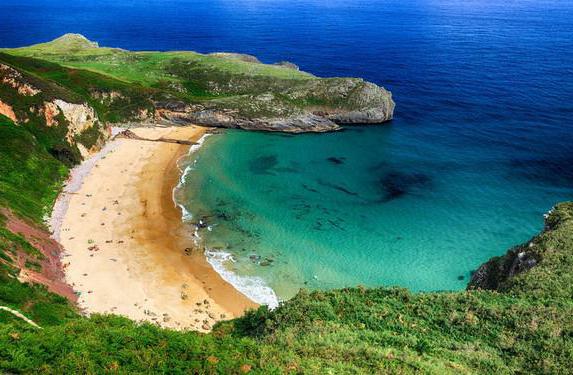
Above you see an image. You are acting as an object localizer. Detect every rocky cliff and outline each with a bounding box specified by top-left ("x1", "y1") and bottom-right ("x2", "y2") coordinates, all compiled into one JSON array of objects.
[
  {"x1": 3, "y1": 34, "x2": 395, "y2": 133},
  {"x1": 0, "y1": 57, "x2": 109, "y2": 164},
  {"x1": 468, "y1": 202, "x2": 573, "y2": 298}
]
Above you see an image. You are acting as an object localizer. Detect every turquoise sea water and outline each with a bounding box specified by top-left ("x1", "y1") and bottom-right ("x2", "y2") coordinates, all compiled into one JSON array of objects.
[
  {"x1": 176, "y1": 122, "x2": 572, "y2": 305},
  {"x1": 3, "y1": 0, "x2": 572, "y2": 305}
]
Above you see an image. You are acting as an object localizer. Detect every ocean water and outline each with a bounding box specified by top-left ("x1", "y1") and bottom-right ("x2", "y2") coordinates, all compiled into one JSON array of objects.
[{"x1": 3, "y1": 0, "x2": 573, "y2": 304}]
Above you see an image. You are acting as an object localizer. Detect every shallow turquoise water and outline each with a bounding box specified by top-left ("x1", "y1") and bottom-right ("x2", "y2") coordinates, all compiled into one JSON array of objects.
[{"x1": 176, "y1": 123, "x2": 572, "y2": 305}]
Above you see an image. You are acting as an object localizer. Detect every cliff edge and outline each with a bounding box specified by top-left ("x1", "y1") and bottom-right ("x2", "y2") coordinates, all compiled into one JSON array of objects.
[{"x1": 2, "y1": 34, "x2": 394, "y2": 133}]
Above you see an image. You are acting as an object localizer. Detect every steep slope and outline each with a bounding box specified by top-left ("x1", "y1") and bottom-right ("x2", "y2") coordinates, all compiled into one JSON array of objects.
[
  {"x1": 0, "y1": 116, "x2": 78, "y2": 327},
  {"x1": 0, "y1": 54, "x2": 110, "y2": 164},
  {"x1": 3, "y1": 34, "x2": 395, "y2": 133}
]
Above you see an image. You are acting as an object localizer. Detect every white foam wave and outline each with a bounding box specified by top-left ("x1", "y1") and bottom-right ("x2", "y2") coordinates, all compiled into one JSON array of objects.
[
  {"x1": 205, "y1": 249, "x2": 280, "y2": 309},
  {"x1": 172, "y1": 133, "x2": 211, "y2": 219},
  {"x1": 171, "y1": 132, "x2": 280, "y2": 309}
]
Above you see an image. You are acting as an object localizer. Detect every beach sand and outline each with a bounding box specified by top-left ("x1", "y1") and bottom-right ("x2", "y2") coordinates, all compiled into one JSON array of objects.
[{"x1": 55, "y1": 126, "x2": 257, "y2": 331}]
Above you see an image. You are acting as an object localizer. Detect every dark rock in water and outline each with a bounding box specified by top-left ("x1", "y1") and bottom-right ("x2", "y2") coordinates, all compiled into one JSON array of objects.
[
  {"x1": 457, "y1": 275, "x2": 465, "y2": 281},
  {"x1": 317, "y1": 179, "x2": 359, "y2": 197},
  {"x1": 215, "y1": 210, "x2": 233, "y2": 221},
  {"x1": 249, "y1": 155, "x2": 279, "y2": 175},
  {"x1": 377, "y1": 171, "x2": 432, "y2": 202},
  {"x1": 249, "y1": 255, "x2": 261, "y2": 262},
  {"x1": 327, "y1": 157, "x2": 346, "y2": 165},
  {"x1": 302, "y1": 184, "x2": 319, "y2": 193},
  {"x1": 260, "y1": 261, "x2": 271, "y2": 267}
]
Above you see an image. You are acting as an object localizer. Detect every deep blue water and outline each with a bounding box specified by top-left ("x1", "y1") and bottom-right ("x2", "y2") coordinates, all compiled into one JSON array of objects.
[{"x1": 3, "y1": 0, "x2": 573, "y2": 304}]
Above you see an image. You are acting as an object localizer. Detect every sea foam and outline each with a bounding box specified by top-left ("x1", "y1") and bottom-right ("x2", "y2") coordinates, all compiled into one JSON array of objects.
[
  {"x1": 172, "y1": 132, "x2": 280, "y2": 308},
  {"x1": 205, "y1": 249, "x2": 280, "y2": 309}
]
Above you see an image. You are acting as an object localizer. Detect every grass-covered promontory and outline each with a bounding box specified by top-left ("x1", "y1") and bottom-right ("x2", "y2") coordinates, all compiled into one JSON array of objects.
[
  {"x1": 2, "y1": 34, "x2": 394, "y2": 132},
  {"x1": 0, "y1": 35, "x2": 572, "y2": 373}
]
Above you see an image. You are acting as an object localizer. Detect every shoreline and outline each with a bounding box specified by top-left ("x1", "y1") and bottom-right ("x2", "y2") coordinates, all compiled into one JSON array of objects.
[
  {"x1": 172, "y1": 136, "x2": 281, "y2": 309},
  {"x1": 53, "y1": 126, "x2": 257, "y2": 331}
]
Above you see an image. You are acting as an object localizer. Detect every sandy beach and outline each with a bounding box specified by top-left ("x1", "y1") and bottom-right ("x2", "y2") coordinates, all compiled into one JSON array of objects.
[{"x1": 53, "y1": 126, "x2": 257, "y2": 331}]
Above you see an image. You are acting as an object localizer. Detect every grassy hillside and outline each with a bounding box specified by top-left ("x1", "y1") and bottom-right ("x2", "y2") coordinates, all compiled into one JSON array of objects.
[
  {"x1": 3, "y1": 34, "x2": 394, "y2": 124},
  {"x1": 0, "y1": 36, "x2": 571, "y2": 374},
  {"x1": 0, "y1": 115, "x2": 77, "y2": 328}
]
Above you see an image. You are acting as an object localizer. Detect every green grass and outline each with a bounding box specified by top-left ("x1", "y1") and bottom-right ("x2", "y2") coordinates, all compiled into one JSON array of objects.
[
  {"x1": 0, "y1": 53, "x2": 156, "y2": 124},
  {"x1": 0, "y1": 115, "x2": 78, "y2": 328},
  {"x1": 3, "y1": 34, "x2": 386, "y2": 119},
  {"x1": 0, "y1": 116, "x2": 68, "y2": 222}
]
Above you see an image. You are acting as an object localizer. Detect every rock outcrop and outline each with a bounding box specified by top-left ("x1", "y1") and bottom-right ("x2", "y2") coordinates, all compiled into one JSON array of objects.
[
  {"x1": 467, "y1": 205, "x2": 572, "y2": 292},
  {"x1": 468, "y1": 245, "x2": 539, "y2": 291},
  {"x1": 0, "y1": 99, "x2": 16, "y2": 122},
  {"x1": 0, "y1": 63, "x2": 40, "y2": 96},
  {"x1": 3, "y1": 34, "x2": 395, "y2": 133},
  {"x1": 53, "y1": 100, "x2": 97, "y2": 139},
  {"x1": 153, "y1": 78, "x2": 394, "y2": 133}
]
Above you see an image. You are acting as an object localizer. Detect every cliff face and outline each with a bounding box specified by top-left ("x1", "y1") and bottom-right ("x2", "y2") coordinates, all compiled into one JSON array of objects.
[
  {"x1": 468, "y1": 202, "x2": 573, "y2": 298},
  {"x1": 2, "y1": 34, "x2": 395, "y2": 133},
  {"x1": 0, "y1": 56, "x2": 109, "y2": 164}
]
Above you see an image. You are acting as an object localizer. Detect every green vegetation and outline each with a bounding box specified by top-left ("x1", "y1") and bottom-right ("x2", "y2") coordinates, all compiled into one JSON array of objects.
[
  {"x1": 3, "y1": 34, "x2": 390, "y2": 120},
  {"x1": 0, "y1": 35, "x2": 571, "y2": 373},
  {"x1": 0, "y1": 115, "x2": 77, "y2": 329},
  {"x1": 0, "y1": 115, "x2": 67, "y2": 222}
]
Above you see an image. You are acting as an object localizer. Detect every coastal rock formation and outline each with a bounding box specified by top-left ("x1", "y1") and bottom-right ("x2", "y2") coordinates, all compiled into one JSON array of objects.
[
  {"x1": 3, "y1": 34, "x2": 395, "y2": 133},
  {"x1": 0, "y1": 55, "x2": 109, "y2": 161},
  {"x1": 468, "y1": 244, "x2": 539, "y2": 291},
  {"x1": 468, "y1": 203, "x2": 573, "y2": 294},
  {"x1": 0, "y1": 63, "x2": 40, "y2": 96},
  {"x1": 152, "y1": 78, "x2": 394, "y2": 133},
  {"x1": 0, "y1": 99, "x2": 16, "y2": 122}
]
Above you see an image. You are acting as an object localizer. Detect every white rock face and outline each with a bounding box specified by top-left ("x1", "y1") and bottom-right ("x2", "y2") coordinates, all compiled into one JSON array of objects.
[
  {"x1": 53, "y1": 99, "x2": 98, "y2": 143},
  {"x1": 0, "y1": 99, "x2": 17, "y2": 122}
]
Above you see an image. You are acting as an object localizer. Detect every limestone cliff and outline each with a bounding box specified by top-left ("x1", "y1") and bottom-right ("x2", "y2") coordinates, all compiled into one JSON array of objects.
[
  {"x1": 468, "y1": 202, "x2": 573, "y2": 298},
  {"x1": 0, "y1": 56, "x2": 109, "y2": 163},
  {"x1": 3, "y1": 34, "x2": 395, "y2": 133}
]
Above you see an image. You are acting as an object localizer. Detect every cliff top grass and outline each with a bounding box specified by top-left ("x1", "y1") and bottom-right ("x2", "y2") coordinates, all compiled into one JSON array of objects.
[
  {"x1": 3, "y1": 35, "x2": 384, "y2": 120},
  {"x1": 4, "y1": 34, "x2": 314, "y2": 87}
]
